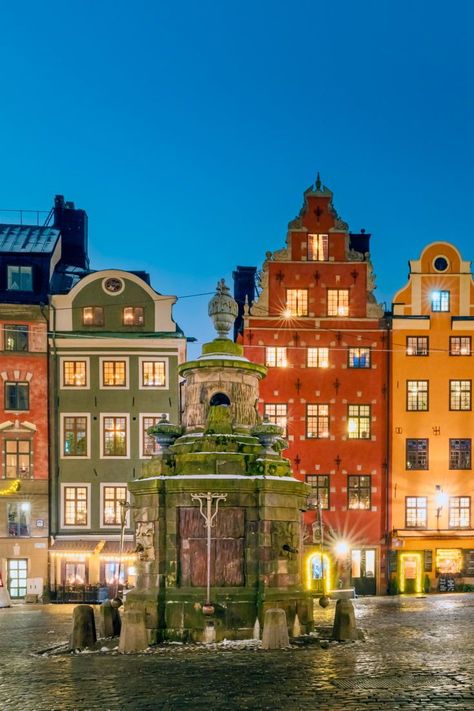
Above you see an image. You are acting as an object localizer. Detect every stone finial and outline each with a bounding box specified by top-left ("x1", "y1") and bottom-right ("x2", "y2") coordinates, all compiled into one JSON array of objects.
[
  {"x1": 208, "y1": 279, "x2": 238, "y2": 339},
  {"x1": 315, "y1": 172, "x2": 322, "y2": 191}
]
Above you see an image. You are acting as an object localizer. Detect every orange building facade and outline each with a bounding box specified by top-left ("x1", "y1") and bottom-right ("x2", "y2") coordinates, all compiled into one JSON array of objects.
[
  {"x1": 240, "y1": 177, "x2": 388, "y2": 595},
  {"x1": 390, "y1": 242, "x2": 474, "y2": 593}
]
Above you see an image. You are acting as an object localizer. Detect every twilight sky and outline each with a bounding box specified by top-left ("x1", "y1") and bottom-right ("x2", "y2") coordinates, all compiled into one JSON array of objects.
[{"x1": 1, "y1": 1, "x2": 473, "y2": 356}]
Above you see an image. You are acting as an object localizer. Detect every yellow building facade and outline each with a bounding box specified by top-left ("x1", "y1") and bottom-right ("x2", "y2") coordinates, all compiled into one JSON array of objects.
[{"x1": 390, "y1": 242, "x2": 474, "y2": 593}]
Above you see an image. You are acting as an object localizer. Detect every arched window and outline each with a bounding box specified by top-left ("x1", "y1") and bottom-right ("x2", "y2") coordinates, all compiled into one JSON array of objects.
[{"x1": 210, "y1": 392, "x2": 231, "y2": 407}]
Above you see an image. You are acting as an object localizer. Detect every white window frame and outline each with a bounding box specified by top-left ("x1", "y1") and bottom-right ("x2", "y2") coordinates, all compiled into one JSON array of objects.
[
  {"x1": 265, "y1": 347, "x2": 287, "y2": 368},
  {"x1": 60, "y1": 413, "x2": 91, "y2": 459},
  {"x1": 60, "y1": 357, "x2": 90, "y2": 390},
  {"x1": 60, "y1": 482, "x2": 91, "y2": 530},
  {"x1": 99, "y1": 357, "x2": 130, "y2": 390},
  {"x1": 99, "y1": 413, "x2": 130, "y2": 459},
  {"x1": 139, "y1": 413, "x2": 169, "y2": 458},
  {"x1": 99, "y1": 482, "x2": 130, "y2": 529},
  {"x1": 138, "y1": 357, "x2": 168, "y2": 390}
]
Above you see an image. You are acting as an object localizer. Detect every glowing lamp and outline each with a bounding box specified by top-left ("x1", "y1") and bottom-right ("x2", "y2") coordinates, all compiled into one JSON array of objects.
[{"x1": 334, "y1": 540, "x2": 349, "y2": 556}]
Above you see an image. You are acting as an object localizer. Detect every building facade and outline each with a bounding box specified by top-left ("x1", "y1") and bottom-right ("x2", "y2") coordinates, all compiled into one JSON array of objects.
[
  {"x1": 237, "y1": 177, "x2": 388, "y2": 595},
  {"x1": 390, "y1": 242, "x2": 474, "y2": 593},
  {"x1": 48, "y1": 269, "x2": 187, "y2": 598}
]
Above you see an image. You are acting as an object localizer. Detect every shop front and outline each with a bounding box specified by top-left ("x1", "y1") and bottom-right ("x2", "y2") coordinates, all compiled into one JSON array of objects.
[{"x1": 393, "y1": 540, "x2": 474, "y2": 594}]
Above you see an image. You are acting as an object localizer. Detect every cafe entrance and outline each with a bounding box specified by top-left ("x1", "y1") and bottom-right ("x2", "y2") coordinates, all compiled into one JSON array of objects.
[{"x1": 350, "y1": 548, "x2": 376, "y2": 596}]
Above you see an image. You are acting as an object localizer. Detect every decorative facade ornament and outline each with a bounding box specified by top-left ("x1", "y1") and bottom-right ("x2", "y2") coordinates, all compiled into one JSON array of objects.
[
  {"x1": 135, "y1": 522, "x2": 155, "y2": 561},
  {"x1": 208, "y1": 279, "x2": 238, "y2": 339}
]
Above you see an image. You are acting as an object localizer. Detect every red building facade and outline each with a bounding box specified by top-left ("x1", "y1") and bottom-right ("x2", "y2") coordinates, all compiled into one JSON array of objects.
[{"x1": 239, "y1": 177, "x2": 388, "y2": 595}]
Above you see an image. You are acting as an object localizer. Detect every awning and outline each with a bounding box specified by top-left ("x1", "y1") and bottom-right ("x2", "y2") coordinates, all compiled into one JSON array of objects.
[{"x1": 49, "y1": 540, "x2": 136, "y2": 558}]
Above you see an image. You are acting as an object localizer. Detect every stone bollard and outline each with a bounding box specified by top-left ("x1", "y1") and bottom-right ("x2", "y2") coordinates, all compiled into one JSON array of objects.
[
  {"x1": 70, "y1": 604, "x2": 97, "y2": 650},
  {"x1": 0, "y1": 587, "x2": 12, "y2": 608},
  {"x1": 261, "y1": 608, "x2": 289, "y2": 649},
  {"x1": 99, "y1": 599, "x2": 122, "y2": 638},
  {"x1": 332, "y1": 598, "x2": 359, "y2": 641},
  {"x1": 118, "y1": 608, "x2": 148, "y2": 653}
]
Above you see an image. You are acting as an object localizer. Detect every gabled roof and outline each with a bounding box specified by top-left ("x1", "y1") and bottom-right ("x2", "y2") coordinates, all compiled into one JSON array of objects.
[{"x1": 0, "y1": 224, "x2": 61, "y2": 253}]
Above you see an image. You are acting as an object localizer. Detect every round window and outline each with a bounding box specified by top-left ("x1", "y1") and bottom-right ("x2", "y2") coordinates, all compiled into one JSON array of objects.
[{"x1": 433, "y1": 257, "x2": 449, "y2": 272}]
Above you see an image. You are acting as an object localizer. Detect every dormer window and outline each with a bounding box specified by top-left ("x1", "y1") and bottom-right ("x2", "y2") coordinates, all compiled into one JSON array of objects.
[
  {"x1": 82, "y1": 307, "x2": 104, "y2": 326},
  {"x1": 7, "y1": 265, "x2": 32, "y2": 291},
  {"x1": 308, "y1": 234, "x2": 328, "y2": 261},
  {"x1": 123, "y1": 306, "x2": 144, "y2": 326}
]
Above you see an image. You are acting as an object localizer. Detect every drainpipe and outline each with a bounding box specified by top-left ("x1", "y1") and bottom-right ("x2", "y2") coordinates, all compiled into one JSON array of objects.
[
  {"x1": 48, "y1": 301, "x2": 60, "y2": 594},
  {"x1": 40, "y1": 302, "x2": 51, "y2": 597},
  {"x1": 385, "y1": 312, "x2": 392, "y2": 593}
]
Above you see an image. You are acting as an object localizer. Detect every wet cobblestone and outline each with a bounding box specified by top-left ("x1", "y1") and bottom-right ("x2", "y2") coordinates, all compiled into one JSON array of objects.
[{"x1": 1, "y1": 594, "x2": 474, "y2": 710}]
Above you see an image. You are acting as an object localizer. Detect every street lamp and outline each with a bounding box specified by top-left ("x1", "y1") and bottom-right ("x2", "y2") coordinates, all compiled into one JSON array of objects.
[
  {"x1": 317, "y1": 498, "x2": 330, "y2": 608},
  {"x1": 435, "y1": 485, "x2": 448, "y2": 530}
]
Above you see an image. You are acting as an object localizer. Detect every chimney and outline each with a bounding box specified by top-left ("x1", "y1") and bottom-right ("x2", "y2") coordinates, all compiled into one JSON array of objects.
[{"x1": 54, "y1": 194, "x2": 89, "y2": 270}]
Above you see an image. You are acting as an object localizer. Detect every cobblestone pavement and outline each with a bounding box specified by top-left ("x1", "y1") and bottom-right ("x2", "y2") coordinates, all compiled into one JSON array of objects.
[{"x1": 1, "y1": 595, "x2": 474, "y2": 710}]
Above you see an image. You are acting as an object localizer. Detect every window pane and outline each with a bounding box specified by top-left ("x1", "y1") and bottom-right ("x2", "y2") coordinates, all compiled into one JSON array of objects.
[
  {"x1": 83, "y1": 307, "x2": 104, "y2": 326},
  {"x1": 264, "y1": 403, "x2": 287, "y2": 436},
  {"x1": 407, "y1": 381, "x2": 428, "y2": 411},
  {"x1": 406, "y1": 337, "x2": 429, "y2": 356},
  {"x1": 64, "y1": 486, "x2": 88, "y2": 525},
  {"x1": 103, "y1": 361, "x2": 126, "y2": 387},
  {"x1": 327, "y1": 289, "x2": 349, "y2": 317},
  {"x1": 348, "y1": 347, "x2": 370, "y2": 368},
  {"x1": 63, "y1": 361, "x2": 87, "y2": 387},
  {"x1": 286, "y1": 289, "x2": 308, "y2": 317},
  {"x1": 450, "y1": 381, "x2": 471, "y2": 410},
  {"x1": 307, "y1": 347, "x2": 329, "y2": 368},
  {"x1": 265, "y1": 347, "x2": 287, "y2": 367},
  {"x1": 347, "y1": 405, "x2": 371, "y2": 439},
  {"x1": 308, "y1": 234, "x2": 328, "y2": 261},
  {"x1": 306, "y1": 404, "x2": 329, "y2": 439},
  {"x1": 142, "y1": 361, "x2": 166, "y2": 387},
  {"x1": 7, "y1": 265, "x2": 32, "y2": 291},
  {"x1": 431, "y1": 290, "x2": 449, "y2": 312},
  {"x1": 123, "y1": 307, "x2": 144, "y2": 326},
  {"x1": 143, "y1": 416, "x2": 162, "y2": 455},
  {"x1": 5, "y1": 325, "x2": 28, "y2": 352},
  {"x1": 64, "y1": 417, "x2": 88, "y2": 456},
  {"x1": 406, "y1": 439, "x2": 428, "y2": 470},
  {"x1": 103, "y1": 417, "x2": 127, "y2": 456},
  {"x1": 449, "y1": 439, "x2": 471, "y2": 470}
]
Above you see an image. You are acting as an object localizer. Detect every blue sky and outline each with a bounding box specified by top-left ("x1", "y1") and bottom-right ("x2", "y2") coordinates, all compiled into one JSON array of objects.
[{"x1": 1, "y1": 1, "x2": 473, "y2": 356}]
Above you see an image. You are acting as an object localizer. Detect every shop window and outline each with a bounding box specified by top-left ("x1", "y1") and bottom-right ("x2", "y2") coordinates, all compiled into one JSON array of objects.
[
  {"x1": 4, "y1": 439, "x2": 31, "y2": 478},
  {"x1": 327, "y1": 289, "x2": 349, "y2": 317},
  {"x1": 264, "y1": 403, "x2": 287, "y2": 436},
  {"x1": 449, "y1": 439, "x2": 471, "y2": 470},
  {"x1": 406, "y1": 439, "x2": 428, "y2": 470},
  {"x1": 286, "y1": 289, "x2": 308, "y2": 317},
  {"x1": 306, "y1": 404, "x2": 329, "y2": 439},
  {"x1": 5, "y1": 382, "x2": 29, "y2": 411},
  {"x1": 450, "y1": 336, "x2": 471, "y2": 356},
  {"x1": 407, "y1": 380, "x2": 428, "y2": 411},
  {"x1": 64, "y1": 562, "x2": 86, "y2": 585},
  {"x1": 308, "y1": 233, "x2": 328, "y2": 261},
  {"x1": 347, "y1": 405, "x2": 371, "y2": 439},
  {"x1": 7, "y1": 502, "x2": 30, "y2": 536},
  {"x1": 307, "y1": 347, "x2": 329, "y2": 368},
  {"x1": 82, "y1": 306, "x2": 104, "y2": 326},
  {"x1": 64, "y1": 486, "x2": 88, "y2": 526},
  {"x1": 450, "y1": 380, "x2": 471, "y2": 411},
  {"x1": 431, "y1": 290, "x2": 450, "y2": 312},
  {"x1": 104, "y1": 562, "x2": 125, "y2": 585},
  {"x1": 265, "y1": 347, "x2": 287, "y2": 367},
  {"x1": 7, "y1": 265, "x2": 32, "y2": 291},
  {"x1": 436, "y1": 548, "x2": 463, "y2": 575},
  {"x1": 63, "y1": 416, "x2": 88, "y2": 457},
  {"x1": 123, "y1": 306, "x2": 144, "y2": 326},
  {"x1": 347, "y1": 475, "x2": 371, "y2": 510},
  {"x1": 406, "y1": 336, "x2": 429, "y2": 356},
  {"x1": 405, "y1": 497, "x2": 427, "y2": 528},
  {"x1": 306, "y1": 474, "x2": 329, "y2": 509},
  {"x1": 4, "y1": 325, "x2": 28, "y2": 352},
  {"x1": 348, "y1": 347, "x2": 370, "y2": 368}
]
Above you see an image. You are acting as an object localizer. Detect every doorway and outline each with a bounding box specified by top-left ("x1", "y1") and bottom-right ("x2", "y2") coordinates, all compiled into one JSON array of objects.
[
  {"x1": 7, "y1": 558, "x2": 28, "y2": 598},
  {"x1": 351, "y1": 549, "x2": 376, "y2": 595}
]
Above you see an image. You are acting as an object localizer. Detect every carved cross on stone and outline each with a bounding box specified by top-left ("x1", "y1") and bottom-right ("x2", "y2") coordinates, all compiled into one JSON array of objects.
[
  {"x1": 333, "y1": 378, "x2": 341, "y2": 394},
  {"x1": 275, "y1": 270, "x2": 285, "y2": 284},
  {"x1": 351, "y1": 270, "x2": 359, "y2": 283},
  {"x1": 313, "y1": 270, "x2": 320, "y2": 285},
  {"x1": 294, "y1": 454, "x2": 301, "y2": 470},
  {"x1": 334, "y1": 455, "x2": 342, "y2": 470},
  {"x1": 295, "y1": 378, "x2": 302, "y2": 393}
]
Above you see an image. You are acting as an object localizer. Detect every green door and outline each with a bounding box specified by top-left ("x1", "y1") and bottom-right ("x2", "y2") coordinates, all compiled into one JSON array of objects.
[{"x1": 8, "y1": 558, "x2": 28, "y2": 598}]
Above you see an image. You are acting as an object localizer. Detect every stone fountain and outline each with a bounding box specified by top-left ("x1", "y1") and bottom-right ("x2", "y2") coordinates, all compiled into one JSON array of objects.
[{"x1": 124, "y1": 280, "x2": 313, "y2": 643}]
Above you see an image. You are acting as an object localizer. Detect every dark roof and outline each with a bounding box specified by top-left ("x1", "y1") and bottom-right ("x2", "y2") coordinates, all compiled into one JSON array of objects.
[{"x1": 0, "y1": 224, "x2": 61, "y2": 253}]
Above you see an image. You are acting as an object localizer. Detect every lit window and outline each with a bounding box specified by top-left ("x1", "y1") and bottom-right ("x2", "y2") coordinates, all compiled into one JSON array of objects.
[
  {"x1": 63, "y1": 416, "x2": 88, "y2": 457},
  {"x1": 348, "y1": 475, "x2": 371, "y2": 510},
  {"x1": 103, "y1": 417, "x2": 127, "y2": 457},
  {"x1": 5, "y1": 382, "x2": 29, "y2": 411},
  {"x1": 406, "y1": 497, "x2": 427, "y2": 528},
  {"x1": 406, "y1": 439, "x2": 428, "y2": 470},
  {"x1": 264, "y1": 403, "x2": 287, "y2": 436},
  {"x1": 4, "y1": 440, "x2": 31, "y2": 478},
  {"x1": 449, "y1": 439, "x2": 471, "y2": 470},
  {"x1": 450, "y1": 337, "x2": 471, "y2": 356},
  {"x1": 347, "y1": 405, "x2": 371, "y2": 439},
  {"x1": 450, "y1": 380, "x2": 471, "y2": 411},
  {"x1": 285, "y1": 289, "x2": 308, "y2": 317},
  {"x1": 103, "y1": 486, "x2": 127, "y2": 526},
  {"x1": 7, "y1": 502, "x2": 30, "y2": 536},
  {"x1": 141, "y1": 360, "x2": 166, "y2": 387},
  {"x1": 142, "y1": 415, "x2": 163, "y2": 456},
  {"x1": 63, "y1": 360, "x2": 87, "y2": 387},
  {"x1": 7, "y1": 265, "x2": 32, "y2": 291},
  {"x1": 104, "y1": 562, "x2": 125, "y2": 585},
  {"x1": 348, "y1": 347, "x2": 370, "y2": 368},
  {"x1": 431, "y1": 290, "x2": 450, "y2": 312},
  {"x1": 308, "y1": 234, "x2": 328, "y2": 261},
  {"x1": 102, "y1": 360, "x2": 127, "y2": 387},
  {"x1": 407, "y1": 381, "x2": 428, "y2": 411},
  {"x1": 327, "y1": 289, "x2": 349, "y2": 317},
  {"x1": 307, "y1": 347, "x2": 329, "y2": 368},
  {"x1": 449, "y1": 497, "x2": 470, "y2": 528},
  {"x1": 65, "y1": 562, "x2": 86, "y2": 585},
  {"x1": 265, "y1": 347, "x2": 287, "y2": 367},
  {"x1": 4, "y1": 325, "x2": 28, "y2": 352},
  {"x1": 82, "y1": 306, "x2": 104, "y2": 326},
  {"x1": 64, "y1": 486, "x2": 88, "y2": 526},
  {"x1": 306, "y1": 475, "x2": 329, "y2": 509},
  {"x1": 123, "y1": 307, "x2": 144, "y2": 326},
  {"x1": 306, "y1": 404, "x2": 329, "y2": 439},
  {"x1": 406, "y1": 336, "x2": 428, "y2": 356}
]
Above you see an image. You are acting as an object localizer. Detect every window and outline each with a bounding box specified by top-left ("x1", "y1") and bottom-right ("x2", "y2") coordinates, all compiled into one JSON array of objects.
[
  {"x1": 102, "y1": 485, "x2": 127, "y2": 526},
  {"x1": 449, "y1": 439, "x2": 471, "y2": 469},
  {"x1": 102, "y1": 416, "x2": 128, "y2": 457},
  {"x1": 102, "y1": 360, "x2": 127, "y2": 388},
  {"x1": 7, "y1": 502, "x2": 30, "y2": 536},
  {"x1": 7, "y1": 265, "x2": 32, "y2": 291},
  {"x1": 4, "y1": 440, "x2": 31, "y2": 479},
  {"x1": 104, "y1": 562, "x2": 125, "y2": 585},
  {"x1": 406, "y1": 439, "x2": 428, "y2": 470},
  {"x1": 406, "y1": 336, "x2": 429, "y2": 356},
  {"x1": 307, "y1": 347, "x2": 329, "y2": 368},
  {"x1": 141, "y1": 359, "x2": 166, "y2": 388},
  {"x1": 63, "y1": 416, "x2": 88, "y2": 457},
  {"x1": 141, "y1": 415, "x2": 163, "y2": 456},
  {"x1": 327, "y1": 289, "x2": 349, "y2": 317},
  {"x1": 306, "y1": 404, "x2": 329, "y2": 439},
  {"x1": 286, "y1": 289, "x2": 308, "y2": 317},
  {"x1": 63, "y1": 360, "x2": 87, "y2": 387},
  {"x1": 123, "y1": 306, "x2": 144, "y2": 326},
  {"x1": 406, "y1": 497, "x2": 427, "y2": 528},
  {"x1": 65, "y1": 562, "x2": 86, "y2": 585},
  {"x1": 431, "y1": 290, "x2": 450, "y2": 312},
  {"x1": 64, "y1": 486, "x2": 88, "y2": 526},
  {"x1": 407, "y1": 380, "x2": 428, "y2": 411},
  {"x1": 82, "y1": 306, "x2": 104, "y2": 326},
  {"x1": 4, "y1": 325, "x2": 28, "y2": 352},
  {"x1": 306, "y1": 474, "x2": 329, "y2": 509},
  {"x1": 5, "y1": 382, "x2": 29, "y2": 411},
  {"x1": 348, "y1": 475, "x2": 371, "y2": 510},
  {"x1": 449, "y1": 497, "x2": 470, "y2": 528},
  {"x1": 348, "y1": 347, "x2": 370, "y2": 368},
  {"x1": 308, "y1": 234, "x2": 328, "y2": 261},
  {"x1": 264, "y1": 403, "x2": 287, "y2": 436},
  {"x1": 265, "y1": 347, "x2": 287, "y2": 367},
  {"x1": 450, "y1": 336, "x2": 471, "y2": 356},
  {"x1": 450, "y1": 380, "x2": 471, "y2": 411},
  {"x1": 347, "y1": 405, "x2": 371, "y2": 439}
]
